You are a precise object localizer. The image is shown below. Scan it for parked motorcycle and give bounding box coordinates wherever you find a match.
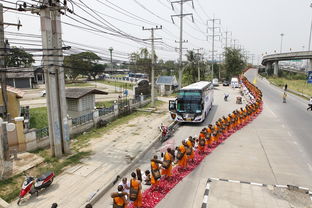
[160,124,173,142]
[224,94,229,101]
[17,171,55,205]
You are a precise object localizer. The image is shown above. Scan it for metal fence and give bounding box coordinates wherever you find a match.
[98,106,114,116]
[72,112,94,127]
[36,127,49,139]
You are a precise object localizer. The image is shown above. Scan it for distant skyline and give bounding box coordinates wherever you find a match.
[2,0,312,65]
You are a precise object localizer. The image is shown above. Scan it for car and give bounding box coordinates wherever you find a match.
[231,77,240,88]
[40,90,46,97]
[212,78,219,86]
[222,80,230,86]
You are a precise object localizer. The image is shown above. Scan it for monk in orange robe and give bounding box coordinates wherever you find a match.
[161,148,173,177]
[130,172,142,208]
[151,155,161,187]
[198,131,206,153]
[177,141,187,170]
[111,185,128,208]
[186,137,195,161]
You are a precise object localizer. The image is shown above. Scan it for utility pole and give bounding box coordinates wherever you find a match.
[223,31,232,49]
[280,33,284,53]
[0,4,8,121]
[207,18,221,79]
[19,0,70,157]
[233,39,238,49]
[142,25,162,107]
[171,0,194,89]
[193,48,203,81]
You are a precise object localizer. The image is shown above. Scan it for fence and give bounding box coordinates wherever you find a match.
[98,106,114,116]
[35,127,49,139]
[72,112,94,127]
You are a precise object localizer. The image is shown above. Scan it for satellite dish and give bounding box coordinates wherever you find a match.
[7,123,16,132]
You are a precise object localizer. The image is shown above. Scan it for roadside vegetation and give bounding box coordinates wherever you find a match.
[29,107,48,129]
[65,82,93,87]
[98,80,134,90]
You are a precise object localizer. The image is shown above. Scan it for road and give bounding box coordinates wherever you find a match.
[95,69,312,208]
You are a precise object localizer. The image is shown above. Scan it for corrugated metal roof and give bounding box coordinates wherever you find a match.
[5,67,35,79]
[181,81,211,90]
[65,88,108,99]
[156,76,178,85]
[0,86,25,98]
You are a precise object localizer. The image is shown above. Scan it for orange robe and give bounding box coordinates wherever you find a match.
[161,152,172,176]
[131,179,142,207]
[151,161,160,186]
[177,145,187,168]
[113,194,127,208]
[198,134,206,151]
[186,139,194,160]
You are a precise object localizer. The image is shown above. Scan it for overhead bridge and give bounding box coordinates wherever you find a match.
[261,51,312,75]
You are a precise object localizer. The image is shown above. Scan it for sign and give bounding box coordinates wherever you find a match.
[308,71,312,84]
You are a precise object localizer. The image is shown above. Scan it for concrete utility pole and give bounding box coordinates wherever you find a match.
[280,33,284,53]
[193,48,203,81]
[0,4,8,121]
[223,31,232,49]
[207,18,221,79]
[142,25,162,107]
[233,39,238,49]
[19,0,70,157]
[171,0,194,89]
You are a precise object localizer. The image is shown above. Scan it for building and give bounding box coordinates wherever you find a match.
[65,88,108,118]
[6,67,45,89]
[156,76,178,96]
[0,86,24,119]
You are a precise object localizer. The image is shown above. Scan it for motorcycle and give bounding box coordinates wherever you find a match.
[160,124,172,142]
[17,171,55,205]
[224,94,229,101]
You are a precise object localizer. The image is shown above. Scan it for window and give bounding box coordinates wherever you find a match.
[67,99,78,111]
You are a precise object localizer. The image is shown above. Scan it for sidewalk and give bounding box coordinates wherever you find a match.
[8,99,171,208]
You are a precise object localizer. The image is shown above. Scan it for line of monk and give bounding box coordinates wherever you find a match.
[111,74,263,208]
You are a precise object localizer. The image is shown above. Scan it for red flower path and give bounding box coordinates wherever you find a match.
[128,74,263,208]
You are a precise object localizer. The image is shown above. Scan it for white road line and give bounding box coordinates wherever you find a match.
[266,106,277,118]
[203,195,208,204]
[288,131,292,136]
[206,183,210,189]
[275,185,287,188]
[250,182,264,186]
[228,180,240,183]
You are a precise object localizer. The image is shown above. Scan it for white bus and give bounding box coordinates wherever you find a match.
[169,81,214,123]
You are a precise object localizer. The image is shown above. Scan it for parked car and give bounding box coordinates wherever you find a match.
[40,90,46,97]
[212,78,219,86]
[222,80,230,86]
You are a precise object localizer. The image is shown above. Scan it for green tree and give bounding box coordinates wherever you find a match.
[64,52,101,80]
[183,50,201,85]
[224,48,246,79]
[5,47,35,67]
[91,64,107,80]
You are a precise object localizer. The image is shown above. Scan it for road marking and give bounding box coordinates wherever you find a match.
[201,179,211,208]
[228,180,240,183]
[266,106,277,118]
[250,182,264,186]
[288,131,292,136]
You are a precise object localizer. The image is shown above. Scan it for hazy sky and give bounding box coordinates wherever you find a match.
[2,0,312,65]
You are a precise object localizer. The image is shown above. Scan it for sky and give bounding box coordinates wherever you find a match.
[2,0,312,65]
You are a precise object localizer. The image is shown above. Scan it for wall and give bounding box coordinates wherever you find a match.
[24,98,151,152]
[0,91,20,119]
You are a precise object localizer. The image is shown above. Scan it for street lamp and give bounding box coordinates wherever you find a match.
[280,33,284,53]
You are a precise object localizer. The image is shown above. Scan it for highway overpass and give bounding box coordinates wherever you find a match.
[262,51,312,75]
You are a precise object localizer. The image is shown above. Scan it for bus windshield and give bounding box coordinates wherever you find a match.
[177,100,202,113]
[177,90,202,100]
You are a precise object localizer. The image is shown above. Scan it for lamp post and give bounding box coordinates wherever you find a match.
[109,47,116,92]
[280,33,284,53]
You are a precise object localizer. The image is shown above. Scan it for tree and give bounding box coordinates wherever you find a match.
[183,50,201,85]
[91,64,106,80]
[224,48,246,79]
[5,47,35,67]
[64,52,101,80]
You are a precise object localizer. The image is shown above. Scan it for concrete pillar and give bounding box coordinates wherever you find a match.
[308,59,312,72]
[113,102,119,117]
[265,63,272,73]
[15,117,26,152]
[274,61,279,76]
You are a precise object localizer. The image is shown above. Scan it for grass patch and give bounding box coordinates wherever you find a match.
[95,100,115,108]
[98,80,134,90]
[144,100,166,109]
[29,107,48,129]
[267,77,312,97]
[65,82,93,87]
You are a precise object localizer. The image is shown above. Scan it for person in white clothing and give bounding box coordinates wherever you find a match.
[307,97,312,111]
[118,177,130,200]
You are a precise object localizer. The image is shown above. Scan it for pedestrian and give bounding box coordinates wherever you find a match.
[161,148,173,178]
[85,203,93,208]
[118,178,130,197]
[129,172,142,208]
[177,141,188,171]
[111,185,128,208]
[307,97,312,111]
[284,83,288,91]
[142,170,151,185]
[51,203,58,208]
[283,92,287,103]
[150,155,161,189]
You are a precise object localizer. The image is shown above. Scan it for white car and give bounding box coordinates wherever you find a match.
[231,78,239,88]
[212,78,219,86]
[40,90,46,97]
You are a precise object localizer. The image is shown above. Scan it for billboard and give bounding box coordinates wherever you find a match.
[308,71,312,84]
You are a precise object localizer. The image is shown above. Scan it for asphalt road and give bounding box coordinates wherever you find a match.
[248,69,312,164]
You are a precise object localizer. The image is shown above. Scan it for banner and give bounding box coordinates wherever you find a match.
[308,71,312,84]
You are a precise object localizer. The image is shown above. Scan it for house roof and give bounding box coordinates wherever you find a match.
[65,88,108,99]
[0,86,25,98]
[156,76,178,86]
[6,67,35,79]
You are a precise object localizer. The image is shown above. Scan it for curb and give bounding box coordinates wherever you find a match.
[201,177,312,207]
[82,121,178,207]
